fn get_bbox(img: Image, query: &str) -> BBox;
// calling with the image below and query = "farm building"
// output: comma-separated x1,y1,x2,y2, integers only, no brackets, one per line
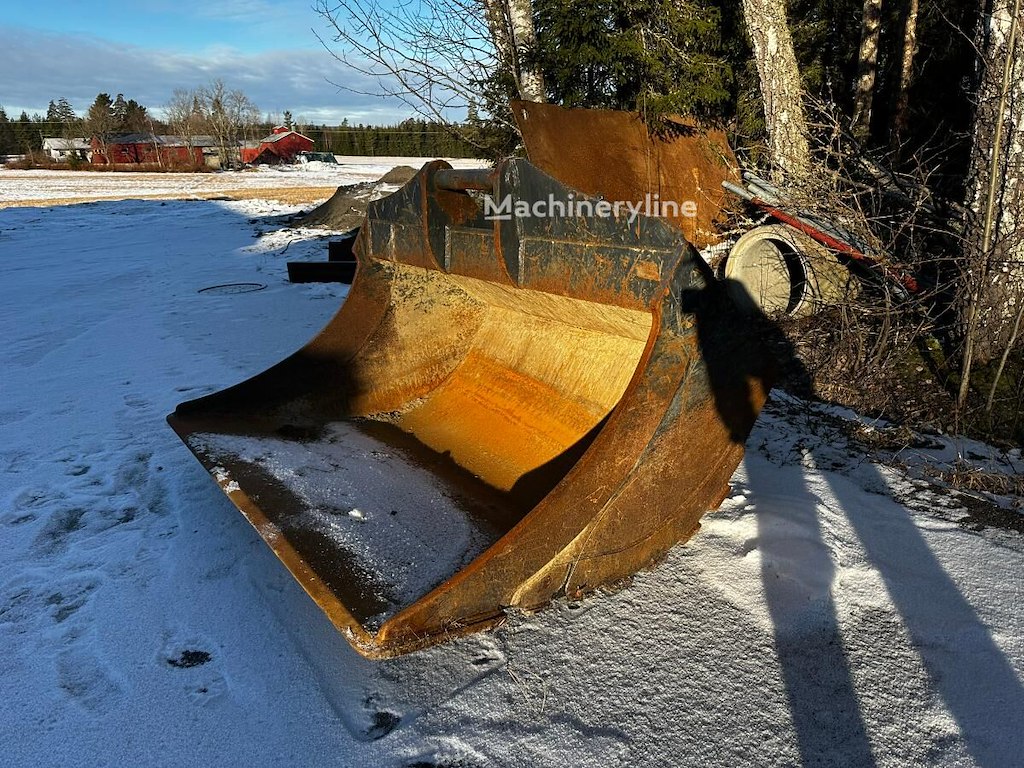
241,127,315,165
185,135,242,169
91,134,205,166
42,137,92,162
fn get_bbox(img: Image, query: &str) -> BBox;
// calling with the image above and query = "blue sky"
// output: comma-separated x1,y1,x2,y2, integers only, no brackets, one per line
0,0,412,124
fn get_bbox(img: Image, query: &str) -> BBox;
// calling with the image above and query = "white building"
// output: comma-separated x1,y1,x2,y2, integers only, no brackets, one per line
42,137,92,162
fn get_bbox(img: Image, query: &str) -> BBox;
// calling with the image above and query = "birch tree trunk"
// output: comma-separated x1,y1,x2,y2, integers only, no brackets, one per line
741,0,811,178
890,0,920,147
851,0,884,137
483,0,545,102
960,0,1024,399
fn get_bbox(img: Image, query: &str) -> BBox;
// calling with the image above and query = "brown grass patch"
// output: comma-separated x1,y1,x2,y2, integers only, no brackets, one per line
0,186,338,210
216,187,339,205
931,460,1024,498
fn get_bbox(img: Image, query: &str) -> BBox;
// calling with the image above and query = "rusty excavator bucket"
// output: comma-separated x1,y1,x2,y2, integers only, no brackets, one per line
168,159,772,658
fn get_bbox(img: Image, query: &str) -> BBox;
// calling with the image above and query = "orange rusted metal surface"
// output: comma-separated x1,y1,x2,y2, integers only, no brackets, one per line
168,159,771,658
512,100,740,249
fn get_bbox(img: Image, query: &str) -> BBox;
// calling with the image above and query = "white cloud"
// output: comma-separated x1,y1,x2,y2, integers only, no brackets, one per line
0,26,419,125
140,0,318,46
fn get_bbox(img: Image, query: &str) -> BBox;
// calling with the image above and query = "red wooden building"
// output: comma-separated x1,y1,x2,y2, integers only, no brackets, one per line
91,134,204,166
241,127,315,165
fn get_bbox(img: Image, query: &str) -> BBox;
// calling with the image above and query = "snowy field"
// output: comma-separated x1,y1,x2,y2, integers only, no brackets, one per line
0,156,483,206
1,182,1023,767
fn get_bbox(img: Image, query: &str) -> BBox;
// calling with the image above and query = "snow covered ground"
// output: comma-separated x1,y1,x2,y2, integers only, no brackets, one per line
1,186,1023,767
0,156,482,205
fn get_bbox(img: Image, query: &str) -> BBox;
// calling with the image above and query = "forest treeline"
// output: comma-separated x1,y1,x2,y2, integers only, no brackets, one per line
302,121,477,158
0,95,477,158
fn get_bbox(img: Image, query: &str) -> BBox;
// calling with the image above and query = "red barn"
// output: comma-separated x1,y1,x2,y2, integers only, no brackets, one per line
91,134,204,166
241,127,315,165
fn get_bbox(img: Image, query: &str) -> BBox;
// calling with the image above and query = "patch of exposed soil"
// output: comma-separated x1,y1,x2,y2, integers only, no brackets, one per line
378,165,418,184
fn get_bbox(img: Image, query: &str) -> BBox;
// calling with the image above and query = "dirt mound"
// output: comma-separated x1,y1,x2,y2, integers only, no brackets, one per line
294,166,422,229
378,165,419,184
293,181,380,229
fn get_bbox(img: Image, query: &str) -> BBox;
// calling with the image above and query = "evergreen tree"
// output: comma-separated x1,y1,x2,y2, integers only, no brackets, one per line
111,93,128,130
44,97,80,141
86,93,114,128
531,0,732,122
419,120,430,156
324,118,474,158
15,111,42,152
122,99,149,133
0,107,17,155
45,97,77,125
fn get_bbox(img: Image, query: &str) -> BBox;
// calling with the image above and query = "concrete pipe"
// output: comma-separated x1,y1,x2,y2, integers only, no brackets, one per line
723,224,858,317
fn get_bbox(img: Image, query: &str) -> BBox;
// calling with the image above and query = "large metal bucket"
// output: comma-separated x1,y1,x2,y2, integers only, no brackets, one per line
168,159,771,657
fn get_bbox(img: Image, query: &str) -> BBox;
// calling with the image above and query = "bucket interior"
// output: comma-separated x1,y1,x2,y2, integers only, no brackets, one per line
176,262,652,628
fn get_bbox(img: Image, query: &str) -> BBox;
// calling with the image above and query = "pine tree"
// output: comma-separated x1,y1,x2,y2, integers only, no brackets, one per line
111,93,128,131
122,100,148,133
0,106,16,155
15,111,41,152
532,0,732,121
43,97,74,125
44,98,79,142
